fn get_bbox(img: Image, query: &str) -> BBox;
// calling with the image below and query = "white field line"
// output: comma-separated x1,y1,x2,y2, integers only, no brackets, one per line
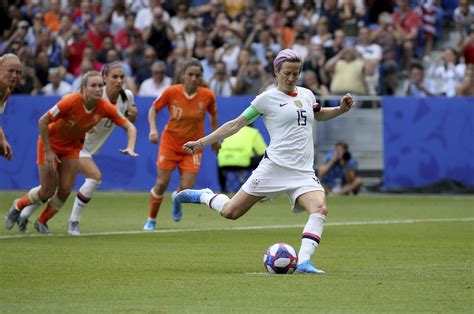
0,217,473,240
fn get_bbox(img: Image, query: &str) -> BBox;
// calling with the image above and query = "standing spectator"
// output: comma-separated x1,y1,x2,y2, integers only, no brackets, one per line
96,35,116,63
107,0,127,35
41,67,73,96
35,50,51,87
392,0,421,71
1,20,29,55
65,25,89,76
55,15,74,50
417,0,442,58
138,61,172,97
402,61,436,96
356,27,383,96
318,141,363,195
134,0,170,32
124,31,147,76
143,5,174,61
143,59,220,231
43,0,62,34
325,46,367,96
426,47,466,97
73,0,96,32
339,0,364,37
169,2,189,34
87,15,112,52
35,28,63,68
4,71,137,235
215,29,242,74
82,46,104,73
245,25,281,67
113,11,141,51
0,54,22,160
320,0,342,33
174,49,355,274
460,26,474,65
25,11,46,54
453,0,474,46
208,61,235,96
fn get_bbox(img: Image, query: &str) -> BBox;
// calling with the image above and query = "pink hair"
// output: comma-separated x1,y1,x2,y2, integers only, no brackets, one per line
273,49,302,71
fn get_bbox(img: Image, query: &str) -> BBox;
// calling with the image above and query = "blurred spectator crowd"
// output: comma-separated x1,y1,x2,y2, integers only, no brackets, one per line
0,0,473,102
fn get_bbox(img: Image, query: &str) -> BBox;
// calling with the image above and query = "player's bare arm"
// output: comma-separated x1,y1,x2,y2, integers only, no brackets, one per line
119,120,138,157
183,115,248,154
315,93,354,121
148,106,159,144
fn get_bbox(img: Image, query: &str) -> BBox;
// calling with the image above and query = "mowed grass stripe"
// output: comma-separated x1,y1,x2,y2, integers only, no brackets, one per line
1,216,472,240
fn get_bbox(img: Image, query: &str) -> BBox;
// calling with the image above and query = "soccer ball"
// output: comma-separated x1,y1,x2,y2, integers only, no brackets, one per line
263,243,298,274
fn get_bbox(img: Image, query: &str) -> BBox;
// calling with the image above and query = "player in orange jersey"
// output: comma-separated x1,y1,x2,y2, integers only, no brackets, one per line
143,58,220,230
4,71,138,234
0,54,22,160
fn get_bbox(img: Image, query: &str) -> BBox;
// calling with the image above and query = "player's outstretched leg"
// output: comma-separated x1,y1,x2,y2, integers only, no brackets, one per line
174,188,213,204
171,191,182,222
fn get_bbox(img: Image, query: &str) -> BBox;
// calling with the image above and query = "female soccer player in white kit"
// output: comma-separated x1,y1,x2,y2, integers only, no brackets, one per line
17,62,138,235
175,49,355,273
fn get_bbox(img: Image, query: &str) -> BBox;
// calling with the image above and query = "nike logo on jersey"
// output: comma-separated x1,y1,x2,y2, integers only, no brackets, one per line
279,103,288,107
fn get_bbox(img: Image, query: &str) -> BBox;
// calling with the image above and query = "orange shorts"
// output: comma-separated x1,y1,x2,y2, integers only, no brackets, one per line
37,138,79,165
157,144,201,174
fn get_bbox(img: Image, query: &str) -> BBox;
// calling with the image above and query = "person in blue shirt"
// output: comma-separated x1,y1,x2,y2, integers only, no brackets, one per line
318,141,363,195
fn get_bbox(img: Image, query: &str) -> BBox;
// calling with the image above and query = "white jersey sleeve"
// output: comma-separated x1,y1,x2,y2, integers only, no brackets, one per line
251,87,317,171
83,89,134,155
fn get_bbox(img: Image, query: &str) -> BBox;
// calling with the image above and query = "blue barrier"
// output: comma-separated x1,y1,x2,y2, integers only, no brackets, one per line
383,97,474,189
0,95,264,191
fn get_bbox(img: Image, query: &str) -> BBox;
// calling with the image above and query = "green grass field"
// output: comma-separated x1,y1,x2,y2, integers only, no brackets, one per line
1,192,473,313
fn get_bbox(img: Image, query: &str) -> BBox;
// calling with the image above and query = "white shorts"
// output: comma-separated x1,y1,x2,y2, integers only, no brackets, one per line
79,147,92,158
242,158,324,213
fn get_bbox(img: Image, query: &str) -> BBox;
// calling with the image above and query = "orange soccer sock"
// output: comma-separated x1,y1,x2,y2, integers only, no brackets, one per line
148,193,163,220
16,193,32,210
37,204,58,224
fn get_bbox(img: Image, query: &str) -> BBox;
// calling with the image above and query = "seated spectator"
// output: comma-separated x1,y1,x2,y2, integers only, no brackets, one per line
233,56,271,95
215,29,241,73
87,15,112,52
302,70,330,99
65,24,89,76
138,61,172,97
325,46,367,96
208,61,235,96
460,26,474,65
143,5,173,61
217,125,267,193
318,141,363,195
456,64,474,96
402,61,436,96
244,25,281,67
200,45,217,83
71,59,93,91
41,67,72,96
426,47,466,96
135,47,157,86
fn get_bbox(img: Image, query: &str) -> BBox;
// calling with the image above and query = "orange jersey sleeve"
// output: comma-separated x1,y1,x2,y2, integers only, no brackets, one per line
154,85,217,151
46,93,127,154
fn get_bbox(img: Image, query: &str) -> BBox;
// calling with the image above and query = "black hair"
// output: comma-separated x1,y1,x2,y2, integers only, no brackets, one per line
101,61,128,102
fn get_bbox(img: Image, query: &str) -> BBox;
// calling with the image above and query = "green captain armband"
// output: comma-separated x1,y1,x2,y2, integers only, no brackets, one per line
241,105,261,124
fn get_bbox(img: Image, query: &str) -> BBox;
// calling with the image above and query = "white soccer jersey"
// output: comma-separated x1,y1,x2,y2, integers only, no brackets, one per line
83,89,134,155
251,87,317,171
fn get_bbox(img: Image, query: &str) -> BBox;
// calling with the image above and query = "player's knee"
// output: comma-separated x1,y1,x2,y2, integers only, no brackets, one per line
220,206,242,220
316,204,328,216
89,172,102,181
40,187,56,200
57,186,73,200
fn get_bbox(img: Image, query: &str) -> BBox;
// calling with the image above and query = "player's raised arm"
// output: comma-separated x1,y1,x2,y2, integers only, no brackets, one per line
315,93,355,121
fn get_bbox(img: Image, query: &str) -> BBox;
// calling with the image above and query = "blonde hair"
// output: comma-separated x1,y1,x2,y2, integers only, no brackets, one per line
0,53,21,66
80,71,102,92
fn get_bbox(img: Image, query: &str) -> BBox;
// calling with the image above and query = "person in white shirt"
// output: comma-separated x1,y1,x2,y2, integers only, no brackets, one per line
138,61,172,97
17,62,138,235
174,49,355,274
41,67,73,96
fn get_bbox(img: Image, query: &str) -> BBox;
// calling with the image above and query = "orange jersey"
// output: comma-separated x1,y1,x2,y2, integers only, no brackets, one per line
153,84,217,151
45,93,127,154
